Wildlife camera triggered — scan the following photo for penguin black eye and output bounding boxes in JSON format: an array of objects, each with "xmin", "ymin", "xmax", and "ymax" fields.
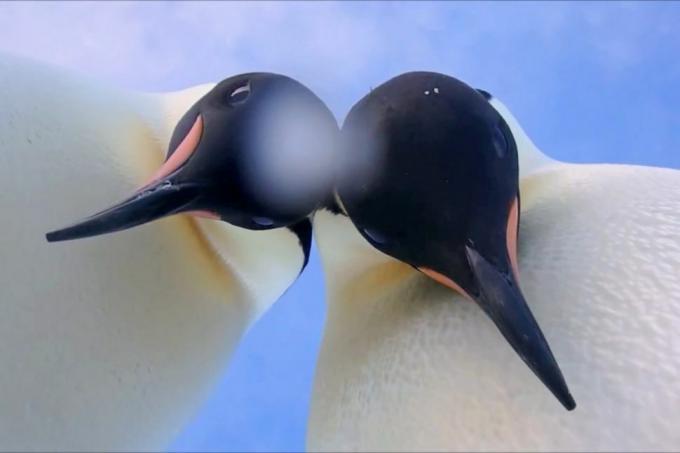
[
  {"xmin": 492, "ymin": 124, "xmax": 508, "ymax": 158},
  {"xmin": 252, "ymin": 216, "xmax": 274, "ymax": 227},
  {"xmin": 229, "ymin": 82, "xmax": 251, "ymax": 105},
  {"xmin": 363, "ymin": 228, "xmax": 388, "ymax": 245}
]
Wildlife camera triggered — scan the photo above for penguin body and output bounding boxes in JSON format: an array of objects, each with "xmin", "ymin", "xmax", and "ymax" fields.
[
  {"xmin": 0, "ymin": 54, "xmax": 310, "ymax": 450},
  {"xmin": 307, "ymin": 76, "xmax": 680, "ymax": 451}
]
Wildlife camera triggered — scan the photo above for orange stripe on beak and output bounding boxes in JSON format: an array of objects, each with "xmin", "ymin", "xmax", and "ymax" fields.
[
  {"xmin": 507, "ymin": 196, "xmax": 520, "ymax": 282},
  {"xmin": 139, "ymin": 114, "xmax": 218, "ymax": 220},
  {"xmin": 419, "ymin": 196, "xmax": 520, "ymax": 298},
  {"xmin": 140, "ymin": 114, "xmax": 204, "ymax": 189},
  {"xmin": 418, "ymin": 267, "xmax": 473, "ymax": 300},
  {"xmin": 186, "ymin": 210, "xmax": 220, "ymax": 220}
]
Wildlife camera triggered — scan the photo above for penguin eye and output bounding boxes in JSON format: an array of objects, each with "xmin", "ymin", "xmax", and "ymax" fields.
[
  {"xmin": 492, "ymin": 124, "xmax": 508, "ymax": 158},
  {"xmin": 363, "ymin": 228, "xmax": 388, "ymax": 245},
  {"xmin": 252, "ymin": 216, "xmax": 274, "ymax": 227},
  {"xmin": 229, "ymin": 82, "xmax": 251, "ymax": 105}
]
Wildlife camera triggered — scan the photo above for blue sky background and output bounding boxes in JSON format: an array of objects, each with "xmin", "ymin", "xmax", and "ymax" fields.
[{"xmin": 1, "ymin": 2, "xmax": 678, "ymax": 451}]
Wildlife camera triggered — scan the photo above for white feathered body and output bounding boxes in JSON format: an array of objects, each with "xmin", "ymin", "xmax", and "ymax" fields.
[{"xmin": 0, "ymin": 54, "xmax": 303, "ymax": 450}]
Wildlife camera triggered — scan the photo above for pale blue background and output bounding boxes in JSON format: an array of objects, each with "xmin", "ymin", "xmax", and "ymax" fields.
[{"xmin": 1, "ymin": 2, "xmax": 678, "ymax": 451}]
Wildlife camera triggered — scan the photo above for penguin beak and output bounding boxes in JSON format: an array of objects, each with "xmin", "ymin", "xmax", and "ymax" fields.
[
  {"xmin": 465, "ymin": 246, "xmax": 575, "ymax": 411},
  {"xmin": 45, "ymin": 178, "xmax": 208, "ymax": 242},
  {"xmin": 46, "ymin": 114, "xmax": 212, "ymax": 243},
  {"xmin": 419, "ymin": 199, "xmax": 575, "ymax": 411},
  {"xmin": 421, "ymin": 248, "xmax": 575, "ymax": 411}
]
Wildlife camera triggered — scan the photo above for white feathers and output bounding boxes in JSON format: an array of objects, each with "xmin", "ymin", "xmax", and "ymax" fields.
[{"xmin": 0, "ymin": 54, "xmax": 304, "ymax": 450}]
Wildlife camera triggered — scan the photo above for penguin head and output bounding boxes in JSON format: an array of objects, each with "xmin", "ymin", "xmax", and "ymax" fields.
[
  {"xmin": 336, "ymin": 71, "xmax": 576, "ymax": 411},
  {"xmin": 46, "ymin": 73, "xmax": 338, "ymax": 242}
]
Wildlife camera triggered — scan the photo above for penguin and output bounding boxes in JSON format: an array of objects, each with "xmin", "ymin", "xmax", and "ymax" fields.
[
  {"xmin": 0, "ymin": 53, "xmax": 336, "ymax": 450},
  {"xmin": 308, "ymin": 71, "xmax": 680, "ymax": 451},
  {"xmin": 46, "ymin": 70, "xmax": 337, "ymax": 243}
]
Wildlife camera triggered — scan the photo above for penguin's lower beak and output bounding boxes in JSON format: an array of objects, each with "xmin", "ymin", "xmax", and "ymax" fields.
[{"xmin": 45, "ymin": 177, "xmax": 209, "ymax": 242}]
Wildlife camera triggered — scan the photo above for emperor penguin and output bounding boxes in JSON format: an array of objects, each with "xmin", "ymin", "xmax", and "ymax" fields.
[
  {"xmin": 309, "ymin": 72, "xmax": 680, "ymax": 451},
  {"xmin": 0, "ymin": 53, "xmax": 336, "ymax": 450}
]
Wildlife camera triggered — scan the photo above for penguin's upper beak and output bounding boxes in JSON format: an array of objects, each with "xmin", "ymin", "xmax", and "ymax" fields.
[{"xmin": 46, "ymin": 114, "xmax": 211, "ymax": 242}]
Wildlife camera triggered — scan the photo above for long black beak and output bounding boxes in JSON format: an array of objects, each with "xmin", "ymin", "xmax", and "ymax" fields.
[
  {"xmin": 465, "ymin": 245, "xmax": 576, "ymax": 411},
  {"xmin": 46, "ymin": 178, "xmax": 205, "ymax": 242}
]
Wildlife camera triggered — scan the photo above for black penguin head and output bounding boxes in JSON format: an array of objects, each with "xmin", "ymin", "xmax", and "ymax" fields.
[
  {"xmin": 338, "ymin": 72, "xmax": 517, "ymax": 283},
  {"xmin": 336, "ymin": 71, "xmax": 576, "ymax": 411},
  {"xmin": 46, "ymin": 73, "xmax": 338, "ymax": 242}
]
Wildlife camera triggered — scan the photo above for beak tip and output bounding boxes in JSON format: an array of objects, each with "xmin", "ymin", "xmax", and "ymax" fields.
[
  {"xmin": 560, "ymin": 391, "xmax": 577, "ymax": 411},
  {"xmin": 536, "ymin": 353, "xmax": 577, "ymax": 412},
  {"xmin": 45, "ymin": 230, "xmax": 62, "ymax": 242},
  {"xmin": 46, "ymin": 225, "xmax": 80, "ymax": 242},
  {"xmin": 545, "ymin": 371, "xmax": 576, "ymax": 411},
  {"xmin": 46, "ymin": 225, "xmax": 84, "ymax": 242}
]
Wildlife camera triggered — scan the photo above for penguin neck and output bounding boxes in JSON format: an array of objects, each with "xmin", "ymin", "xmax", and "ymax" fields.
[
  {"xmin": 313, "ymin": 208, "xmax": 417, "ymax": 307},
  {"xmin": 487, "ymin": 96, "xmax": 559, "ymax": 179},
  {"xmin": 191, "ymin": 218, "xmax": 306, "ymax": 319},
  {"xmin": 142, "ymin": 86, "xmax": 306, "ymax": 320}
]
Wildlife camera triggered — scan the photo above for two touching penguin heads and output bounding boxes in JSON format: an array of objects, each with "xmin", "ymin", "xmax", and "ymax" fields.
[{"xmin": 47, "ymin": 71, "xmax": 575, "ymax": 411}]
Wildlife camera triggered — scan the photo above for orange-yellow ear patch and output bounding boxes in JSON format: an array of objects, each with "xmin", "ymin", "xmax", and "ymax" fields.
[
  {"xmin": 140, "ymin": 114, "xmax": 204, "ymax": 189},
  {"xmin": 419, "ymin": 196, "xmax": 520, "ymax": 298},
  {"xmin": 186, "ymin": 210, "xmax": 220, "ymax": 220},
  {"xmin": 418, "ymin": 267, "xmax": 472, "ymax": 300},
  {"xmin": 507, "ymin": 197, "xmax": 520, "ymax": 281}
]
